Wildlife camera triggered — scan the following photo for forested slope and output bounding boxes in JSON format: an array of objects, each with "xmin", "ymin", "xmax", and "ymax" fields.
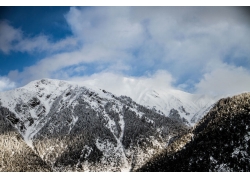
[
  {"xmin": 0, "ymin": 106, "xmax": 51, "ymax": 172},
  {"xmin": 138, "ymin": 93, "xmax": 250, "ymax": 172}
]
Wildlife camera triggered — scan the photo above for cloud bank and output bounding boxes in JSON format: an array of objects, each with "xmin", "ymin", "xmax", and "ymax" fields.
[
  {"xmin": 69, "ymin": 70, "xmax": 174, "ymax": 99},
  {"xmin": 1, "ymin": 7, "xmax": 250, "ymax": 96},
  {"xmin": 195, "ymin": 64, "xmax": 250, "ymax": 96}
]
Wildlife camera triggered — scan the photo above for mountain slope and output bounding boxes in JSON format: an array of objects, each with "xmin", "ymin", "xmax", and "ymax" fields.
[
  {"xmin": 0, "ymin": 79, "xmax": 189, "ymax": 171},
  {"xmin": 0, "ymin": 106, "xmax": 51, "ymax": 172},
  {"xmin": 130, "ymin": 88, "xmax": 218, "ymax": 126},
  {"xmin": 138, "ymin": 92, "xmax": 250, "ymax": 172}
]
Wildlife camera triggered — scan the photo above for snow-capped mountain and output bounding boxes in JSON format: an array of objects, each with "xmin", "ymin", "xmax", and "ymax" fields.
[
  {"xmin": 76, "ymin": 78, "xmax": 220, "ymax": 126},
  {"xmin": 0, "ymin": 78, "xmax": 188, "ymax": 171},
  {"xmin": 0, "ymin": 79, "xmax": 81, "ymax": 145},
  {"xmin": 1, "ymin": 78, "xmax": 248, "ymax": 172},
  {"xmin": 128, "ymin": 88, "xmax": 219, "ymax": 126}
]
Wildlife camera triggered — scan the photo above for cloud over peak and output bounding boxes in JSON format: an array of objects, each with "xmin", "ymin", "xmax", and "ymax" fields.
[
  {"xmin": 1, "ymin": 7, "xmax": 250, "ymax": 96},
  {"xmin": 0, "ymin": 76, "xmax": 16, "ymax": 92},
  {"xmin": 195, "ymin": 64, "xmax": 250, "ymax": 96},
  {"xmin": 69, "ymin": 70, "xmax": 175, "ymax": 99}
]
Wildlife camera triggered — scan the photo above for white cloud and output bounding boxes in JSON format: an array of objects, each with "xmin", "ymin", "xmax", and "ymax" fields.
[
  {"xmin": 68, "ymin": 70, "xmax": 174, "ymax": 99},
  {"xmin": 0, "ymin": 21, "xmax": 78, "ymax": 54},
  {"xmin": 0, "ymin": 76, "xmax": 16, "ymax": 92},
  {"xmin": 195, "ymin": 64, "xmax": 250, "ymax": 96},
  {"xmin": 14, "ymin": 35, "xmax": 78, "ymax": 53},
  {"xmin": 65, "ymin": 7, "xmax": 144, "ymax": 51},
  {"xmin": 3, "ymin": 7, "xmax": 250, "ymax": 96},
  {"xmin": 0, "ymin": 21, "xmax": 22, "ymax": 54},
  {"xmin": 7, "ymin": 43, "xmax": 135, "ymax": 85}
]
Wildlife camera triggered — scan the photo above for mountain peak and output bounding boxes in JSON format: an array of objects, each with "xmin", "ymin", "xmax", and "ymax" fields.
[{"xmin": 0, "ymin": 78, "xmax": 189, "ymax": 171}]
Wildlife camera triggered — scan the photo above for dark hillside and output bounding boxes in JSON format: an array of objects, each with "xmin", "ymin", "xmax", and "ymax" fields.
[{"xmin": 138, "ymin": 93, "xmax": 250, "ymax": 172}]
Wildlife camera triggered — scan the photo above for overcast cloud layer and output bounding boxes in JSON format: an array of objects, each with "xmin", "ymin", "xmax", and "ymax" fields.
[{"xmin": 0, "ymin": 7, "xmax": 250, "ymax": 96}]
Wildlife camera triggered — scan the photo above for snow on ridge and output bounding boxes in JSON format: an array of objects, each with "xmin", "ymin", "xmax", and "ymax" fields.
[
  {"xmin": 0, "ymin": 78, "xmax": 220, "ymax": 142},
  {"xmin": 0, "ymin": 78, "xmax": 149, "ymax": 147},
  {"xmin": 132, "ymin": 88, "xmax": 220, "ymax": 126},
  {"xmin": 0, "ymin": 78, "xmax": 220, "ymax": 129}
]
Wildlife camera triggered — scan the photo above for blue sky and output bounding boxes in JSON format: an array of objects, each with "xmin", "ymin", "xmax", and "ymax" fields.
[{"xmin": 1, "ymin": 6, "xmax": 250, "ymax": 96}]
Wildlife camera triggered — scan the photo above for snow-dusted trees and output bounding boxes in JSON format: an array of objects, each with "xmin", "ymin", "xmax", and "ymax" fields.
[
  {"xmin": 138, "ymin": 92, "xmax": 250, "ymax": 172},
  {"xmin": 0, "ymin": 83, "xmax": 190, "ymax": 172},
  {"xmin": 29, "ymin": 92, "xmax": 189, "ymax": 172},
  {"xmin": 0, "ymin": 106, "xmax": 50, "ymax": 172}
]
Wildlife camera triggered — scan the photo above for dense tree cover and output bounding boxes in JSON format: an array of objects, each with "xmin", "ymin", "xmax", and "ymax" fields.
[
  {"xmin": 2, "ymin": 87, "xmax": 250, "ymax": 172},
  {"xmin": 0, "ymin": 106, "xmax": 51, "ymax": 172},
  {"xmin": 0, "ymin": 84, "xmax": 189, "ymax": 172},
  {"xmin": 138, "ymin": 93, "xmax": 250, "ymax": 172},
  {"xmin": 30, "ymin": 90, "xmax": 188, "ymax": 171}
]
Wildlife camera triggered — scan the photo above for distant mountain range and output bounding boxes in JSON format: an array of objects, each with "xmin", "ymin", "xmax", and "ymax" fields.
[{"xmin": 0, "ymin": 79, "xmax": 249, "ymax": 171}]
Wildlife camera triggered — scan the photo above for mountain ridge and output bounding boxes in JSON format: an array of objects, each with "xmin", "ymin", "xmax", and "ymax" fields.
[
  {"xmin": 132, "ymin": 87, "xmax": 219, "ymax": 126},
  {"xmin": 1, "ymin": 78, "xmax": 248, "ymax": 172},
  {"xmin": 0, "ymin": 78, "xmax": 219, "ymax": 127},
  {"xmin": 0, "ymin": 78, "xmax": 218, "ymax": 140},
  {"xmin": 0, "ymin": 78, "xmax": 189, "ymax": 171}
]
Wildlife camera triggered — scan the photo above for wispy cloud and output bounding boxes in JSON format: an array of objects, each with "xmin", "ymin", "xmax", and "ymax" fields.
[
  {"xmin": 0, "ymin": 21, "xmax": 78, "ymax": 54},
  {"xmin": 0, "ymin": 76, "xmax": 16, "ymax": 91},
  {"xmin": 0, "ymin": 21, "xmax": 22, "ymax": 54}
]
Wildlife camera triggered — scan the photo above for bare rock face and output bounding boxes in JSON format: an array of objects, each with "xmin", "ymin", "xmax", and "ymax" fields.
[
  {"xmin": 138, "ymin": 92, "xmax": 250, "ymax": 172},
  {"xmin": 0, "ymin": 106, "xmax": 51, "ymax": 172}
]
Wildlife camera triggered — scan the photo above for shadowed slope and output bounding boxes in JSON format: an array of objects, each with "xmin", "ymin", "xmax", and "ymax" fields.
[{"xmin": 138, "ymin": 92, "xmax": 250, "ymax": 172}]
